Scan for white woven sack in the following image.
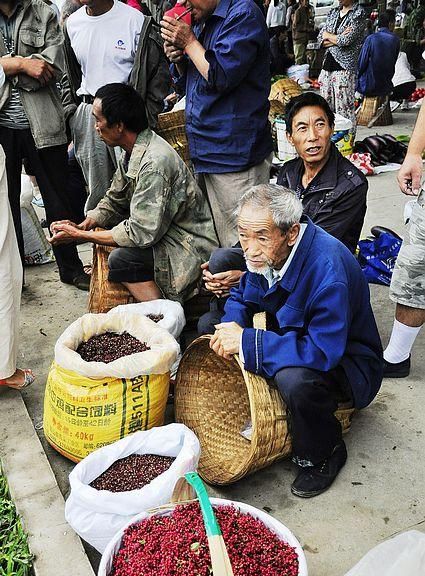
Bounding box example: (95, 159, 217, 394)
(65, 424, 200, 553)
(54, 312, 180, 378)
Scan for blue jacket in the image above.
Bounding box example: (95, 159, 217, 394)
(357, 28, 400, 96)
(175, 0, 273, 174)
(222, 219, 383, 409)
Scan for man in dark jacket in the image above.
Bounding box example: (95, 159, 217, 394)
(357, 10, 400, 97)
(197, 92, 368, 334)
(210, 184, 383, 497)
(62, 0, 171, 210)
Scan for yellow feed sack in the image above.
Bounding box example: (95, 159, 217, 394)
(43, 313, 179, 462)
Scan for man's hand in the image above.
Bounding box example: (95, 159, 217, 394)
(160, 15, 196, 51)
(48, 222, 83, 245)
(20, 58, 55, 85)
(397, 153, 423, 196)
(202, 265, 244, 297)
(210, 322, 243, 360)
(50, 216, 96, 236)
(164, 40, 185, 63)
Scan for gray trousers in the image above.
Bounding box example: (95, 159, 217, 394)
(71, 103, 118, 212)
(198, 154, 273, 248)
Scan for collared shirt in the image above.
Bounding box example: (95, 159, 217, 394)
(177, 0, 273, 174)
(240, 223, 307, 361)
(0, 1, 29, 128)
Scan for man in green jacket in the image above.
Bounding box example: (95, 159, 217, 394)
(62, 0, 171, 211)
(0, 0, 88, 289)
(50, 83, 218, 303)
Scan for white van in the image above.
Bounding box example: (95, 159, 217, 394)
(311, 0, 338, 29)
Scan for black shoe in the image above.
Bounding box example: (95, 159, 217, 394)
(383, 356, 411, 378)
(370, 226, 403, 242)
(62, 272, 91, 291)
(291, 441, 347, 498)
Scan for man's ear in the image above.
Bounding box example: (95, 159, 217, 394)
(116, 121, 125, 134)
(286, 131, 294, 146)
(287, 222, 301, 247)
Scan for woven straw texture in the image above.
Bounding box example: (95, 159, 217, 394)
(175, 313, 355, 485)
(357, 96, 393, 127)
(157, 109, 191, 165)
(88, 240, 133, 313)
(269, 78, 302, 105)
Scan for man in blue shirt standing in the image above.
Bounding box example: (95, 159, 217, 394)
(161, 0, 273, 248)
(357, 10, 400, 97)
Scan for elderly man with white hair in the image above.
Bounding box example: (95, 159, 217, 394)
(210, 184, 383, 498)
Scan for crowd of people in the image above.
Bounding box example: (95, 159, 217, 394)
(0, 0, 425, 501)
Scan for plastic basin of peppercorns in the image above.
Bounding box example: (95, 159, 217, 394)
(98, 498, 308, 576)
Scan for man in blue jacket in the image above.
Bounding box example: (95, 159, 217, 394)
(160, 0, 273, 248)
(357, 10, 400, 97)
(210, 184, 383, 498)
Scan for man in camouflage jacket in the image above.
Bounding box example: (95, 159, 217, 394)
(49, 83, 218, 303)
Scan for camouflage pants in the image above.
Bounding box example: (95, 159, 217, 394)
(390, 190, 425, 309)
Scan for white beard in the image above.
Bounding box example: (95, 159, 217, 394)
(245, 261, 271, 275)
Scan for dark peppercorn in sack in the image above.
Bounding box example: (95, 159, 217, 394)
(65, 424, 200, 553)
(43, 313, 180, 462)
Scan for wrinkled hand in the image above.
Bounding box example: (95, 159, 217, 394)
(397, 153, 423, 196)
(203, 267, 244, 297)
(21, 58, 55, 85)
(163, 40, 185, 63)
(50, 217, 96, 236)
(210, 322, 243, 360)
(160, 15, 196, 51)
(48, 222, 83, 245)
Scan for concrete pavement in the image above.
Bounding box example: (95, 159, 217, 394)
(7, 104, 425, 575)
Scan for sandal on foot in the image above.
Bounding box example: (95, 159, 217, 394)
(0, 369, 35, 390)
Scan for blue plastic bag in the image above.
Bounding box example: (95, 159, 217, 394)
(358, 232, 402, 286)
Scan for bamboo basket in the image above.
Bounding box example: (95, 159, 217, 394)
(357, 96, 393, 127)
(88, 241, 134, 313)
(175, 313, 355, 486)
(157, 109, 191, 166)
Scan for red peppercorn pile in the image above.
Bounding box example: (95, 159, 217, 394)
(146, 313, 164, 323)
(77, 331, 150, 363)
(90, 454, 175, 492)
(110, 502, 299, 576)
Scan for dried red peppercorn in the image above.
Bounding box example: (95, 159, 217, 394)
(109, 502, 299, 576)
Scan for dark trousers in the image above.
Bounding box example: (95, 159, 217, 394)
(0, 127, 84, 281)
(108, 246, 155, 283)
(274, 366, 353, 466)
(391, 80, 416, 101)
(197, 246, 246, 335)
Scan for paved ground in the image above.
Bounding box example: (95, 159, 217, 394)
(10, 104, 425, 575)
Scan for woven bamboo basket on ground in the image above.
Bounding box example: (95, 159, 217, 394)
(175, 313, 355, 486)
(157, 109, 191, 166)
(88, 241, 134, 313)
(357, 96, 393, 127)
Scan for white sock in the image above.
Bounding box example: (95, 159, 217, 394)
(384, 319, 421, 364)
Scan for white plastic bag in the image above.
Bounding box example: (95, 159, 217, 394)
(20, 174, 54, 265)
(108, 299, 186, 339)
(345, 531, 425, 576)
(65, 423, 200, 553)
(54, 312, 180, 378)
(98, 497, 308, 576)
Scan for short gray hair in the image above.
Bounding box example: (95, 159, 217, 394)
(237, 184, 303, 232)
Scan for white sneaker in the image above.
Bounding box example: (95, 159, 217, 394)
(400, 100, 410, 110)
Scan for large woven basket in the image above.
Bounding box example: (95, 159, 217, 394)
(175, 313, 355, 485)
(357, 96, 393, 127)
(157, 109, 191, 166)
(88, 241, 134, 313)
